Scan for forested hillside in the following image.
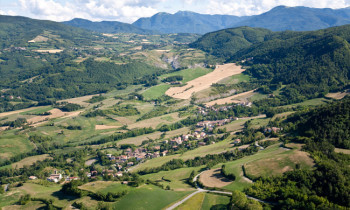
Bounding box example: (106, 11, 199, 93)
(287, 97, 350, 149)
(133, 11, 245, 34)
(191, 25, 350, 103)
(189, 27, 272, 59)
(2, 57, 162, 103)
(0, 15, 97, 48)
(245, 97, 350, 209)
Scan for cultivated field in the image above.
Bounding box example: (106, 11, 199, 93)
(326, 91, 350, 99)
(33, 49, 63, 53)
(166, 63, 244, 99)
(12, 154, 51, 169)
(199, 168, 232, 188)
(205, 89, 256, 106)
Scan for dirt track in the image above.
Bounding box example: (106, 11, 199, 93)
(166, 63, 244, 99)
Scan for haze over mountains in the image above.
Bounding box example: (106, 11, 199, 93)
(63, 6, 350, 34)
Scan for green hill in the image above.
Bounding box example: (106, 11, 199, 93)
(0, 15, 97, 48)
(191, 25, 350, 103)
(189, 26, 272, 59)
(245, 97, 350, 209)
(63, 18, 157, 34)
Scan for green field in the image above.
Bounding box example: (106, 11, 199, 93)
(0, 130, 34, 159)
(19, 106, 53, 115)
(175, 192, 230, 210)
(134, 138, 237, 171)
(142, 84, 170, 100)
(160, 67, 213, 83)
(142, 166, 202, 190)
(220, 143, 307, 191)
(113, 185, 191, 210)
(218, 73, 251, 85)
(201, 193, 231, 210)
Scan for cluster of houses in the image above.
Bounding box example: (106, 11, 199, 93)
(0, 95, 21, 100)
(264, 127, 282, 134)
(196, 119, 231, 130)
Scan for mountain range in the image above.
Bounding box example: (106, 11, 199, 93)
(63, 18, 156, 35)
(63, 6, 350, 34)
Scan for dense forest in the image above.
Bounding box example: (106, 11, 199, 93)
(190, 27, 272, 59)
(245, 97, 350, 209)
(0, 52, 163, 107)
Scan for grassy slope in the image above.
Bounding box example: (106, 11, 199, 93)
(113, 185, 191, 210)
(0, 130, 34, 159)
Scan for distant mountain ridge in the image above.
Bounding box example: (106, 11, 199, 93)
(231, 6, 350, 31)
(132, 6, 350, 34)
(132, 11, 246, 34)
(63, 18, 156, 34)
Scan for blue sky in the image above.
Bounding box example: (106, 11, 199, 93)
(1, 0, 350, 23)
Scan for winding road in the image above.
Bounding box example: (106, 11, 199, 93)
(166, 169, 273, 210)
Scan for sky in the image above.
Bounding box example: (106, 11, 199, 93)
(1, 0, 350, 23)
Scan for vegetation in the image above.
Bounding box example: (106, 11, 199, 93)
(245, 98, 350, 209)
(191, 25, 350, 105)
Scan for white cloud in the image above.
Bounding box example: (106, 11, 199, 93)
(0, 9, 17, 16)
(18, 0, 160, 22)
(206, 0, 350, 16)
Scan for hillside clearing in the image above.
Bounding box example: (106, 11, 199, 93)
(166, 63, 244, 99)
(95, 125, 121, 130)
(326, 91, 350, 99)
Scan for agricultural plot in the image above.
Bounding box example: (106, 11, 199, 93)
(141, 166, 203, 191)
(199, 168, 232, 188)
(12, 154, 51, 169)
(174, 192, 230, 210)
(166, 64, 244, 99)
(142, 84, 170, 100)
(0, 130, 34, 159)
(220, 143, 313, 191)
(113, 185, 191, 210)
(244, 143, 314, 179)
(205, 89, 256, 106)
(133, 138, 239, 172)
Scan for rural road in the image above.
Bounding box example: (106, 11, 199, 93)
(166, 168, 273, 210)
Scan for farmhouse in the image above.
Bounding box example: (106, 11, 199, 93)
(47, 173, 62, 183)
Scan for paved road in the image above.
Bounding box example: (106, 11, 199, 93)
(166, 169, 273, 210)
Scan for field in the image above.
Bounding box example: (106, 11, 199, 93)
(244, 143, 314, 179)
(0, 130, 34, 159)
(334, 148, 350, 154)
(133, 138, 240, 171)
(160, 67, 213, 83)
(205, 89, 256, 106)
(113, 185, 191, 210)
(219, 143, 313, 191)
(174, 192, 230, 210)
(326, 91, 350, 99)
(199, 168, 232, 188)
(217, 73, 251, 85)
(12, 154, 51, 169)
(141, 167, 203, 191)
(166, 63, 245, 99)
(142, 84, 170, 100)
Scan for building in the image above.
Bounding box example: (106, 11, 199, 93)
(29, 176, 37, 180)
(47, 174, 62, 183)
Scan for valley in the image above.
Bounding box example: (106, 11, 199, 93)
(0, 12, 349, 210)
